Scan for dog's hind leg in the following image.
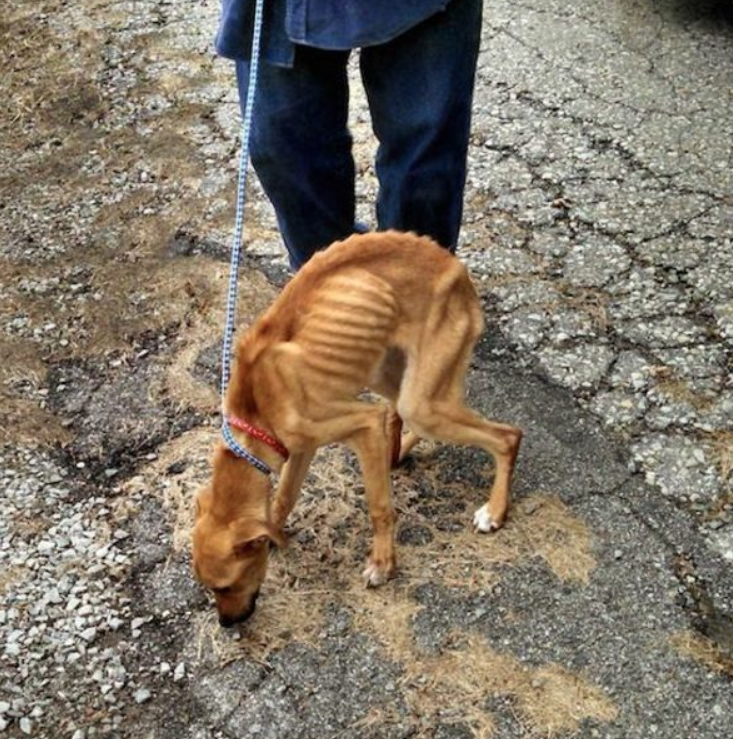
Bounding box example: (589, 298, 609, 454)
(372, 348, 422, 467)
(398, 294, 522, 532)
(271, 447, 317, 533)
(385, 406, 420, 468)
(412, 403, 522, 532)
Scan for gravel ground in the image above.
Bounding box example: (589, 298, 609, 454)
(2, 0, 733, 737)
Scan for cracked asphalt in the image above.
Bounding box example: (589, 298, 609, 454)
(1, 0, 733, 737)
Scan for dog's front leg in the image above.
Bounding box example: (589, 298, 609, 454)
(271, 448, 316, 533)
(347, 407, 397, 587)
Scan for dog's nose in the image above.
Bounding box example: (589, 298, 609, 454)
(218, 590, 260, 628)
(219, 612, 248, 628)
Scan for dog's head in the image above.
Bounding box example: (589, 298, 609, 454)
(192, 485, 285, 627)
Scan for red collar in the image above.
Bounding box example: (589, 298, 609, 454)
(227, 415, 289, 461)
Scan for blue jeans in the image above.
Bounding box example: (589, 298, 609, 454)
(236, 0, 482, 269)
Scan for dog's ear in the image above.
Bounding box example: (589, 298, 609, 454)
(232, 520, 286, 557)
(194, 486, 213, 519)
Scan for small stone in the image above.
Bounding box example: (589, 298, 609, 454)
(134, 688, 152, 704)
(79, 627, 97, 643)
(19, 717, 32, 735)
(173, 663, 186, 682)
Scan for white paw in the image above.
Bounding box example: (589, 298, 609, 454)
(362, 561, 392, 588)
(473, 504, 500, 534)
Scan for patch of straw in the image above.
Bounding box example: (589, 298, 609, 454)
(0, 566, 26, 597)
(420, 634, 617, 738)
(671, 630, 733, 676)
(395, 490, 596, 590)
(118, 426, 216, 551)
(707, 430, 733, 482)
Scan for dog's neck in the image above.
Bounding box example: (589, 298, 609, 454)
(211, 441, 279, 522)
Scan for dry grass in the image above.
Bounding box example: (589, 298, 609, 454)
(162, 267, 277, 414)
(559, 288, 610, 332)
(706, 430, 733, 483)
(193, 556, 327, 666)
(652, 375, 715, 412)
(0, 397, 71, 446)
(0, 336, 71, 446)
(119, 426, 216, 551)
(324, 462, 600, 738)
(671, 631, 733, 677)
(0, 566, 26, 597)
(349, 586, 422, 663)
(394, 483, 596, 590)
(431, 634, 617, 737)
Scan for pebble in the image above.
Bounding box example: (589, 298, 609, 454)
(80, 627, 97, 643)
(134, 689, 152, 705)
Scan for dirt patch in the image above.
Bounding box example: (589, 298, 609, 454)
(47, 355, 200, 476)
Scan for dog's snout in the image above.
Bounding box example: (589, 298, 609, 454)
(218, 589, 260, 628)
(219, 611, 247, 628)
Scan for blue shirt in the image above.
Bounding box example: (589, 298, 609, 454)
(216, 0, 452, 66)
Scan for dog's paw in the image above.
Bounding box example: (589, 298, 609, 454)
(473, 504, 501, 534)
(362, 559, 395, 588)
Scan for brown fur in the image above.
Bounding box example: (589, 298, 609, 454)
(192, 231, 522, 626)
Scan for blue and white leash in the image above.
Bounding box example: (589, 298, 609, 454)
(219, 0, 273, 475)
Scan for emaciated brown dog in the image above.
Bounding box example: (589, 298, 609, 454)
(193, 231, 522, 626)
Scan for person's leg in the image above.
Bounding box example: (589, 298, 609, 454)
(236, 47, 354, 269)
(360, 0, 482, 250)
